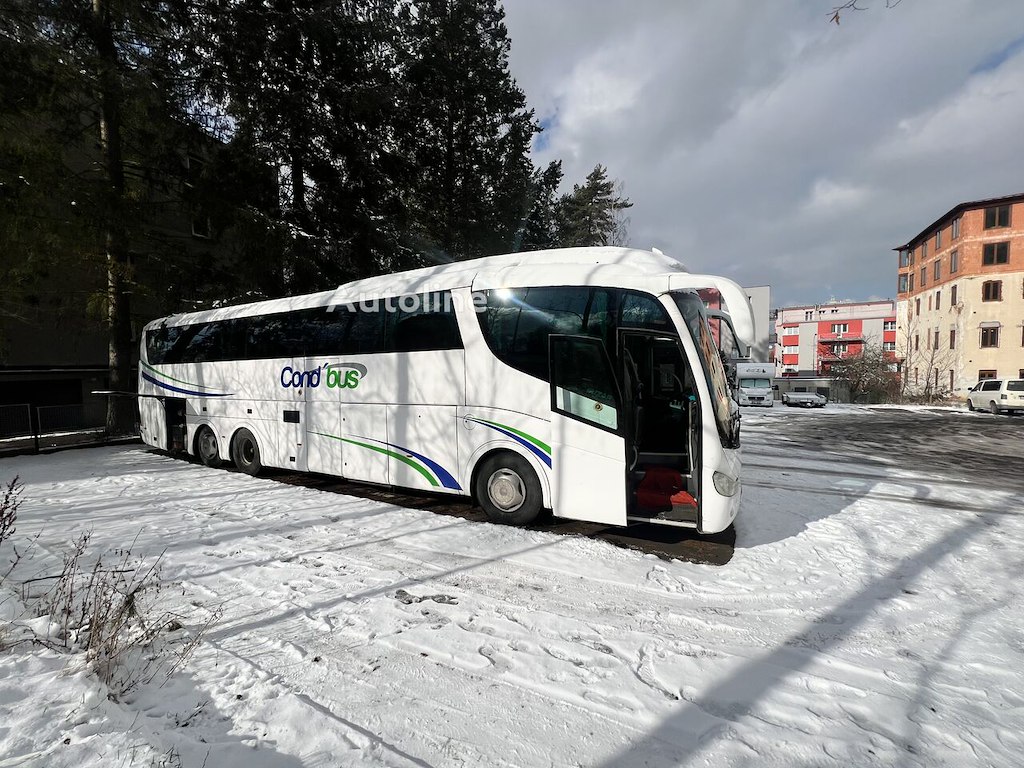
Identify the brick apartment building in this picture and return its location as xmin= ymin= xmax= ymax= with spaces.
xmin=895 ymin=193 xmax=1024 ymax=395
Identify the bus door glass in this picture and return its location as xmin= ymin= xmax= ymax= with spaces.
xmin=548 ymin=334 xmax=627 ymax=525
xmin=618 ymin=331 xmax=697 ymax=476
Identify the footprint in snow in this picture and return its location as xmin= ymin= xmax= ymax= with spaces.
xmin=393 ymin=588 xmax=458 ymax=605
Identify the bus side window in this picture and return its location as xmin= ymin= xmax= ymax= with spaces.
xmin=343 ymin=303 xmax=386 ymax=355
xmin=618 ymin=291 xmax=671 ymax=332
xmin=306 ymin=309 xmax=351 ymax=356
xmin=385 ymin=291 xmax=462 ymax=353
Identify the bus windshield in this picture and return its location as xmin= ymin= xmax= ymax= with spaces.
xmin=740 ymin=378 xmax=771 ymax=389
xmin=670 ymin=291 xmax=736 ymax=446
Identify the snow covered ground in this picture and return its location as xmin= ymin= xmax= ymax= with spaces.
xmin=2 ymin=406 xmax=1024 ymax=767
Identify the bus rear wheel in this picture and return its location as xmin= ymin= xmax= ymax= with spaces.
xmin=195 ymin=425 xmax=223 ymax=468
xmin=475 ymin=452 xmax=543 ymax=526
xmin=231 ymin=428 xmax=263 ymax=476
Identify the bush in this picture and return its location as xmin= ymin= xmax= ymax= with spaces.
xmin=2 ymin=477 xmax=217 ymax=699
xmin=0 ymin=476 xmax=22 ymax=551
xmin=25 ymin=534 xmax=217 ymax=697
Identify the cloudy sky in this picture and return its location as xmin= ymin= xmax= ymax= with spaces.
xmin=501 ymin=1 xmax=1024 ymax=307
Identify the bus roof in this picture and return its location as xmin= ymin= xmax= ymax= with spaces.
xmin=145 ymin=247 xmax=692 ymax=329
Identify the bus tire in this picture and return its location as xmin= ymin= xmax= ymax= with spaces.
xmin=231 ymin=428 xmax=263 ymax=476
xmin=475 ymin=452 xmax=542 ymax=526
xmin=195 ymin=425 xmax=223 ymax=468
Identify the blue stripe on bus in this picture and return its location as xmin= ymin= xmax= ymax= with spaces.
xmin=469 ymin=419 xmax=552 ymax=468
xmin=141 ymin=371 xmax=232 ymax=398
xmin=363 ymin=437 xmax=463 ymax=491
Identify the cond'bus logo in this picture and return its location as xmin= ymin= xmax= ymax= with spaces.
xmin=280 ymin=362 xmax=367 ymax=389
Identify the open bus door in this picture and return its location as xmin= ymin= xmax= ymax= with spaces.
xmin=548 ymin=335 xmax=627 ymax=526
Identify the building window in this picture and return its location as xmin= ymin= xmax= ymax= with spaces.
xmin=898 ymin=274 xmax=909 ymax=293
xmin=982 ymin=280 xmax=1002 ymax=301
xmin=914 ymin=368 xmax=919 ymax=385
xmin=984 ymin=205 xmax=1011 ymax=229
xmin=935 ymin=229 xmax=942 ymax=249
xmin=949 ymin=370 xmax=954 ymax=391
xmin=909 ymin=273 xmax=915 ymax=291
xmin=833 ymin=343 xmax=848 ymax=355
xmin=920 ymin=266 xmax=927 ymax=287
xmin=898 ymin=249 xmax=910 ymax=268
xmin=933 ymin=260 xmax=941 ymax=280
xmin=915 ymin=298 xmax=921 ymax=316
xmin=952 ymin=217 xmax=961 ymax=239
xmin=983 ymin=242 xmax=1009 ymax=265
xmin=950 ymin=249 xmax=958 ymax=273
xmin=804 ymin=311 xmax=812 ymax=321
xmin=934 ymin=368 xmax=939 ymax=388
xmin=978 ymin=369 xmax=997 ymax=380
xmin=933 ymin=329 xmax=940 ymax=349
xmin=950 ymin=284 xmax=957 ymax=305
xmin=831 ymin=323 xmax=848 ymax=333
xmin=981 ymin=327 xmax=1000 ymax=348
xmin=935 ymin=290 xmax=941 ymax=311
xmin=910 ymin=247 xmax=916 ymax=266
xmin=949 ymin=329 xmax=956 ymax=349
xmin=922 ymin=241 xmax=928 ymax=258
xmin=883 ymin=341 xmax=896 ymax=351
xmin=884 ymin=320 xmax=896 ymax=331
xmin=914 ymin=334 xmax=919 ymax=351
xmin=928 ymin=294 xmax=932 ymax=311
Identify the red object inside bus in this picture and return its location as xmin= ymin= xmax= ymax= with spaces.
xmin=636 ymin=466 xmax=697 ymax=510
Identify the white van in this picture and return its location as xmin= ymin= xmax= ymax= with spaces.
xmin=966 ymin=379 xmax=1024 ymax=415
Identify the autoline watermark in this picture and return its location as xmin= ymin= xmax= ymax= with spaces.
xmin=326 ymin=286 xmax=498 ymax=315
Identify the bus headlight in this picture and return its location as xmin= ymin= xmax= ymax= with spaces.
xmin=713 ymin=471 xmax=739 ymax=497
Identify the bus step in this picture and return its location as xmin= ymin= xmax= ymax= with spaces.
xmin=626 ymin=514 xmax=698 ymax=529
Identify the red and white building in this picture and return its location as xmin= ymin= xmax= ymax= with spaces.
xmin=775 ymin=300 xmax=897 ymax=376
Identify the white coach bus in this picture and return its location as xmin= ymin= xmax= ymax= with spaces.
xmin=138 ymin=247 xmax=754 ymax=534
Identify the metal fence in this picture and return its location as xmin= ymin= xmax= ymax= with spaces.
xmin=0 ymin=398 xmax=121 ymax=453
xmin=0 ymin=403 xmax=33 ymax=439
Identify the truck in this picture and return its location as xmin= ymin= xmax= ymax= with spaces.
xmin=733 ymin=362 xmax=775 ymax=407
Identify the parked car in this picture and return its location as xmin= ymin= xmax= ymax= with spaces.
xmin=782 ymin=391 xmax=827 ymax=408
xmin=966 ymin=379 xmax=1024 ymax=415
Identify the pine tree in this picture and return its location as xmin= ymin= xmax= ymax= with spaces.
xmin=555 ymin=164 xmax=633 ymax=248
xmin=0 ymin=0 xmax=204 ymax=434
xmin=402 ymin=0 xmax=538 ymax=264
xmin=202 ymin=0 xmax=413 ymax=288
xmin=518 ymin=160 xmax=563 ymax=252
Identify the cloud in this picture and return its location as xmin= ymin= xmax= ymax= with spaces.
xmin=502 ymin=0 xmax=1024 ymax=305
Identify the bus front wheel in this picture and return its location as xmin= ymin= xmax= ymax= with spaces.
xmin=475 ymin=452 xmax=542 ymax=526
xmin=195 ymin=425 xmax=223 ymax=468
xmin=231 ymin=428 xmax=263 ymax=476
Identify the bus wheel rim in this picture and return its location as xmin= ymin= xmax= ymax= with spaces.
xmin=487 ymin=469 xmax=525 ymax=512
xmin=199 ymin=430 xmax=217 ymax=460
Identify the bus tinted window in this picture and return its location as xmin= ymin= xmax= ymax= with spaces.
xmin=619 ymin=291 xmax=672 ymax=332
xmin=340 ymin=305 xmax=386 ymax=354
xmin=478 ymin=286 xmax=671 ymax=382
xmin=145 ymin=292 xmax=462 ymax=364
xmin=146 ymin=325 xmax=185 ymax=365
xmin=385 ymin=291 xmax=462 ymax=352
xmin=305 ymin=309 xmax=350 ymax=356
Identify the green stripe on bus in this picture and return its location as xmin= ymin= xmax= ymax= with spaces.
xmin=140 ymin=360 xmax=208 ymax=389
xmin=311 ymin=432 xmax=439 ymax=488
xmin=473 ymin=418 xmax=551 ymax=456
